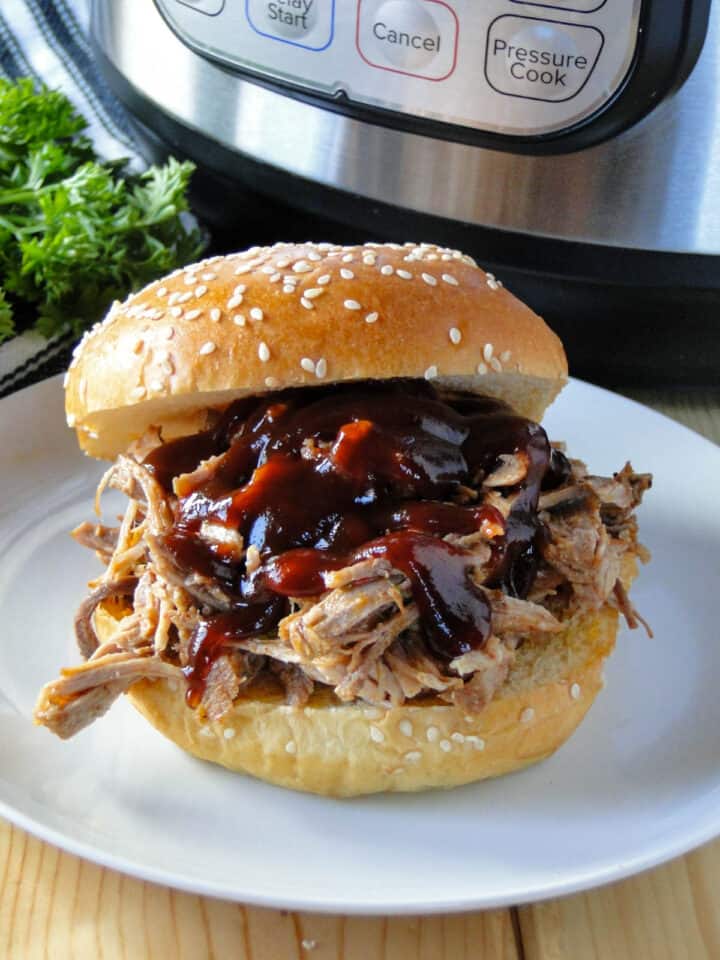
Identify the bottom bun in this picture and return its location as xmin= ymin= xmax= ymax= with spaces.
xmin=124 ymin=604 xmax=619 ymax=797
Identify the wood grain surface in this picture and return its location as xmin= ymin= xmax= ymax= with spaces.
xmin=1 ymin=389 xmax=718 ymax=959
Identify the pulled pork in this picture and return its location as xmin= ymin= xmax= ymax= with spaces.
xmin=35 ymin=401 xmax=651 ymax=739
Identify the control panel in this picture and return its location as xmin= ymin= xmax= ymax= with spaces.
xmin=156 ymin=0 xmax=641 ymax=136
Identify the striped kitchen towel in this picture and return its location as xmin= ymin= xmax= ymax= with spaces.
xmin=0 ymin=0 xmax=147 ymax=398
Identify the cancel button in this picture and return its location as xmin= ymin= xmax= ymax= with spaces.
xmin=485 ymin=16 xmax=603 ymax=102
xmin=357 ymin=0 xmax=458 ymax=81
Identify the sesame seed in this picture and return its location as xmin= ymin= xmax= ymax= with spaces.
xmin=380 ymin=265 xmax=394 ymax=276
xmin=194 ymin=285 xmax=207 ymax=298
xmin=342 ymin=253 xmax=354 ymax=262
xmin=477 ymin=362 xmax=488 ymax=375
xmin=396 ymin=269 xmax=412 ymax=280
xmin=285 ymin=740 xmax=297 ymax=755
xmin=490 ymin=356 xmax=502 ymax=373
xmin=293 ymin=261 xmax=312 ymax=273
xmin=233 ymin=314 xmax=246 ymax=326
xmin=178 ymin=292 xmax=192 ymax=303
xmin=185 ymin=309 xmax=202 ymax=321
xmin=365 ymin=312 xmax=378 ymax=324
xmin=210 ymin=308 xmax=222 ymax=322
xmin=157 ymin=286 xmax=168 ymax=297
xmin=170 ymin=307 xmax=183 ymax=319
xmin=424 ymin=365 xmax=438 ymax=380
xmin=201 ymin=272 xmax=216 ymax=282
xmin=451 ymin=732 xmax=465 ymax=743
xmin=399 ymin=719 xmax=413 ymax=737
xmin=223 ymin=728 xmax=235 ymax=740
xmin=261 ymin=264 xmax=275 ymax=274
xmin=426 ymin=725 xmax=439 ymax=742
xmin=130 ymin=386 xmax=146 ymax=400
xmin=449 ymin=327 xmax=462 ymax=345
xmin=315 ymin=357 xmax=327 ymax=379
xmin=184 ymin=274 xmax=197 ymax=285
xmin=363 ymin=254 xmax=376 ymax=265
xmin=300 ymin=357 xmax=315 ymax=373
xmin=258 ymin=341 xmax=270 ymax=362
xmin=340 ymin=268 xmax=354 ymax=280
xmin=275 ymin=258 xmax=290 ymax=269
xmin=441 ymin=253 xmax=452 ymax=260
xmin=270 ymin=272 xmax=281 ymax=283
xmin=467 ymin=736 xmax=485 ymax=751
xmin=570 ymin=683 xmax=581 ymax=700
xmin=500 ymin=350 xmax=511 ymax=363
xmin=199 ymin=341 xmax=216 ymax=356
xmin=483 ymin=343 xmax=494 ymax=362
xmin=344 ymin=299 xmax=361 ymax=311
xmin=162 ymin=325 xmax=175 ymax=339
xmin=370 ymin=725 xmax=384 ymax=743
xmin=250 ymin=307 xmax=264 ymax=321
xmin=317 ymin=274 xmax=331 ymax=285
xmin=234 ymin=264 xmax=252 ymax=275
xmin=439 ymin=739 xmax=452 ymax=752
xmin=300 ymin=297 xmax=314 ymax=310
xmin=265 ymin=376 xmax=279 ymax=388
xmin=421 ymin=273 xmax=437 ymax=286
xmin=227 ymin=295 xmax=243 ymax=310
xmin=234 ymin=284 xmax=247 ymax=295
xmin=404 ymin=751 xmax=422 ymax=762
xmin=167 ymin=292 xmax=181 ymax=306
xmin=307 ymin=251 xmax=322 ymax=261
xmin=283 ymin=284 xmax=295 ymax=294
xmin=283 ymin=275 xmax=299 ymax=285
xmin=487 ymin=279 xmax=500 ymax=291
xmin=521 ymin=708 xmax=535 ymax=724
xmin=304 ymin=287 xmax=324 ymax=299
xmin=301 ymin=939 xmax=317 ymax=951
xmin=442 ymin=273 xmax=459 ymax=286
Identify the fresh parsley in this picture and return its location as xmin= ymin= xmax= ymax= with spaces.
xmin=0 ymin=78 xmax=203 ymax=343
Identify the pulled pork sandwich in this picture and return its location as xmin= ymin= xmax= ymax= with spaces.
xmin=35 ymin=242 xmax=651 ymax=796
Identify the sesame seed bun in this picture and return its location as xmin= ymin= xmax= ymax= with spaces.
xmin=110 ymin=600 xmax=618 ymax=797
xmin=65 ymin=242 xmax=568 ymax=459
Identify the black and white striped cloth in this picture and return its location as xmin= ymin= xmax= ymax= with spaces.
xmin=0 ymin=0 xmax=146 ymax=397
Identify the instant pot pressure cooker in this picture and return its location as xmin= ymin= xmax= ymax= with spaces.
xmin=92 ymin=0 xmax=719 ymax=385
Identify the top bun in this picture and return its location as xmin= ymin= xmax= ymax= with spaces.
xmin=65 ymin=242 xmax=568 ymax=459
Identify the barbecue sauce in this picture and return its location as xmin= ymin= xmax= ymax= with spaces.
xmin=144 ymin=380 xmax=559 ymax=706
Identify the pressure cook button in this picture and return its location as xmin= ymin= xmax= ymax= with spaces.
xmin=356 ymin=0 xmax=459 ymax=81
xmin=510 ymin=0 xmax=606 ymax=12
xmin=246 ymin=0 xmax=335 ymax=50
xmin=174 ymin=0 xmax=224 ymax=14
xmin=485 ymin=16 xmax=603 ymax=102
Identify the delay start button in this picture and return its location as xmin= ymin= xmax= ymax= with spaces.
xmin=485 ymin=16 xmax=603 ymax=102
xmin=356 ymin=0 xmax=459 ymax=81
xmin=246 ymin=0 xmax=335 ymax=50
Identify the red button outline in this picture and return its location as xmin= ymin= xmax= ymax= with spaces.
xmin=356 ymin=0 xmax=459 ymax=82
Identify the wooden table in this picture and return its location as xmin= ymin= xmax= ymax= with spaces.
xmin=2 ymin=389 xmax=718 ymax=960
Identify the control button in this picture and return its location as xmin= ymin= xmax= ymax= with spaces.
xmin=246 ymin=0 xmax=335 ymax=51
xmin=485 ymin=16 xmax=603 ymax=102
xmin=175 ymin=0 xmax=224 ymax=13
xmin=356 ymin=0 xmax=458 ymax=81
xmin=511 ymin=1 xmax=606 ymax=12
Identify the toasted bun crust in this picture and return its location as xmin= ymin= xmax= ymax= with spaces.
xmin=124 ymin=605 xmax=616 ymax=797
xmin=65 ymin=242 xmax=568 ymax=459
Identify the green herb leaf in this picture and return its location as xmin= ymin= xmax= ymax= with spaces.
xmin=0 ymin=78 xmax=204 ymax=345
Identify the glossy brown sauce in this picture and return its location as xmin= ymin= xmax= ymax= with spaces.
xmin=145 ymin=380 xmax=569 ymax=705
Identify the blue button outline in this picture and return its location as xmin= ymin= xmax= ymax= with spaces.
xmin=245 ymin=0 xmax=335 ymax=51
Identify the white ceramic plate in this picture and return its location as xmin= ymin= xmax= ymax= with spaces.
xmin=1 ymin=375 xmax=719 ymax=914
